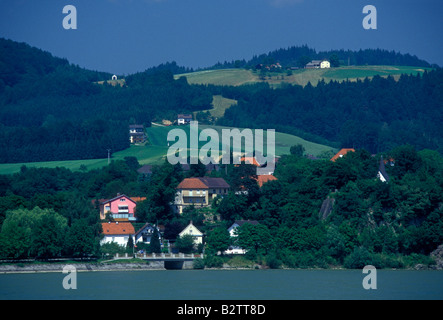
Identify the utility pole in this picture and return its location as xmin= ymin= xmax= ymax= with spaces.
xmin=107 ymin=149 xmax=111 ymax=164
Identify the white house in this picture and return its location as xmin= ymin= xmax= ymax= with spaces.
xmin=100 ymin=222 xmax=135 ymax=246
xmin=179 ymin=221 xmax=204 ymax=245
xmin=224 ymin=220 xmax=260 ymax=255
xmin=305 ymin=60 xmax=330 ymax=69
xmin=320 ymin=60 xmax=331 ymax=68
xmin=177 ymin=114 xmax=193 ymax=125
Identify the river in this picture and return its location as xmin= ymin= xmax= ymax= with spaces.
xmin=1 ymin=269 xmax=442 ymax=300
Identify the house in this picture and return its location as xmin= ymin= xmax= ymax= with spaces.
xmin=134 ymin=223 xmax=161 ymax=245
xmin=179 ymin=221 xmax=204 ymax=246
xmin=175 ymin=177 xmax=230 ymax=214
xmin=129 ymin=124 xmax=146 ymax=144
xmin=305 ymin=60 xmax=330 ymax=69
xmin=256 ymin=175 xmax=278 ymax=187
xmin=377 ymin=156 xmax=390 ymax=183
xmin=225 ymin=220 xmax=260 ymax=254
xmin=177 ymin=114 xmax=193 ymax=125
xmin=101 ymin=221 xmax=135 ymax=246
xmin=330 ymin=148 xmax=355 ymax=162
xmin=98 ymin=194 xmax=146 ymax=221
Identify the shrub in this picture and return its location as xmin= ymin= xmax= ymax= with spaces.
xmin=193 ymin=258 xmax=205 ymax=269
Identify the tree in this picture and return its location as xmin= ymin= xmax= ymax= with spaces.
xmin=175 ymin=234 xmax=195 ymax=254
xmin=329 ymin=54 xmax=340 ymax=67
xmin=149 ymin=227 xmax=161 ymax=254
xmin=30 ymin=208 xmax=67 ymax=259
xmin=65 ymin=219 xmax=97 ymax=258
xmin=236 ymin=223 xmax=273 ymax=254
xmin=126 ymin=235 xmax=134 ymax=254
xmin=290 ymin=144 xmax=305 ymax=157
xmin=206 ymin=227 xmax=231 ymax=254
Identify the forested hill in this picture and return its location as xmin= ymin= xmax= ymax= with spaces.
xmin=210 ymin=46 xmax=433 ymax=70
xmin=217 ymin=69 xmax=443 ymax=154
xmin=0 ymin=38 xmax=213 ymax=163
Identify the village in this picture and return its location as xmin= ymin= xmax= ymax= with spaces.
xmin=104 ymin=118 xmax=392 ymax=261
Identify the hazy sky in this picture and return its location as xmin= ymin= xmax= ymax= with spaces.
xmin=0 ymin=0 xmax=442 ymax=75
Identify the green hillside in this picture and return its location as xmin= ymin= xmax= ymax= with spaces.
xmin=0 ymin=124 xmax=336 ymax=174
xmin=176 ymin=66 xmax=431 ymax=87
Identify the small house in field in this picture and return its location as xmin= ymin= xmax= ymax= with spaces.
xmin=101 ymin=221 xmax=135 ymax=246
xmin=305 ymin=60 xmax=330 ymax=69
xmin=129 ymin=124 xmax=146 ymax=144
xmin=177 ymin=114 xmax=193 ymax=125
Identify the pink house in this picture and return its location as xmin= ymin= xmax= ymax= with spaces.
xmin=99 ymin=194 xmax=145 ymax=221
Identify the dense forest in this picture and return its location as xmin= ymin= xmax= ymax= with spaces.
xmin=0 ymin=144 xmax=442 ymax=269
xmin=209 ymin=46 xmax=433 ymax=70
xmin=217 ymin=69 xmax=443 ymax=154
xmin=0 ymin=38 xmax=212 ymax=163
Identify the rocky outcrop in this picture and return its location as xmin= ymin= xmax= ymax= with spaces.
xmin=430 ymin=244 xmax=443 ymax=270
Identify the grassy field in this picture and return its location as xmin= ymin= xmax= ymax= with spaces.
xmin=175 ymin=66 xmax=432 ymax=87
xmin=0 ymin=124 xmax=336 ymax=174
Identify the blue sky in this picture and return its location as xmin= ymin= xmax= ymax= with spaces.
xmin=0 ymin=0 xmax=442 ymax=75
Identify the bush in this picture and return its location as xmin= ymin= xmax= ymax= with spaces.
xmin=193 ymin=258 xmax=205 ymax=269
xmin=344 ymin=247 xmax=372 ymax=269
xmin=204 ymin=255 xmax=224 ymax=268
xmin=266 ymin=253 xmax=282 ymax=269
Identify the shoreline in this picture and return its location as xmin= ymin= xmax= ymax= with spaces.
xmin=1 ymin=261 xmax=440 ymax=274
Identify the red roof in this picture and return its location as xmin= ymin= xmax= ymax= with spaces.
xmin=256 ymin=175 xmax=278 ymax=187
xmin=240 ymin=157 xmax=260 ymax=166
xmin=177 ymin=178 xmax=209 ymax=189
xmin=177 ymin=177 xmax=230 ymax=189
xmin=102 ymin=222 xmax=135 ymax=235
xmin=331 ymin=148 xmax=355 ymax=162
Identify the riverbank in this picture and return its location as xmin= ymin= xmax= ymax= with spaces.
xmin=0 ymin=261 xmax=167 ymax=274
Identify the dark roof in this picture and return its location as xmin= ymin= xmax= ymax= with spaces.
xmin=178 ymin=114 xmax=193 ymax=119
xmin=129 ymin=124 xmax=144 ymax=129
xmin=233 ymin=220 xmax=260 ymax=227
xmin=378 ymin=157 xmax=390 ymax=182
xmin=199 ymin=177 xmax=230 ymax=188
xmin=101 ymin=194 xmax=137 ymax=205
xmin=137 ymin=165 xmax=153 ymax=174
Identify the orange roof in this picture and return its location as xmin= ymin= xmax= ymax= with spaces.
xmin=177 ymin=178 xmax=209 ymax=189
xmin=256 ymin=175 xmax=277 ymax=187
xmin=102 ymin=222 xmax=135 ymax=235
xmin=331 ymin=148 xmax=355 ymax=162
xmin=130 ymin=197 xmax=147 ymax=202
xmin=240 ymin=157 xmax=260 ymax=166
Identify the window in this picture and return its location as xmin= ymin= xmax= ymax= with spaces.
xmin=120 ymin=198 xmax=126 ymax=202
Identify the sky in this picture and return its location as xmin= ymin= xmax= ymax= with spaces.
xmin=0 ymin=0 xmax=442 ymax=75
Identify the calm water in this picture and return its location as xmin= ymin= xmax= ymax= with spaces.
xmin=0 ymin=269 xmax=442 ymax=300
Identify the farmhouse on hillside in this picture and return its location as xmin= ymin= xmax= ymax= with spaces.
xmin=177 ymin=114 xmax=193 ymax=125
xmin=129 ymin=124 xmax=146 ymax=144
xmin=305 ymin=60 xmax=330 ymax=69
